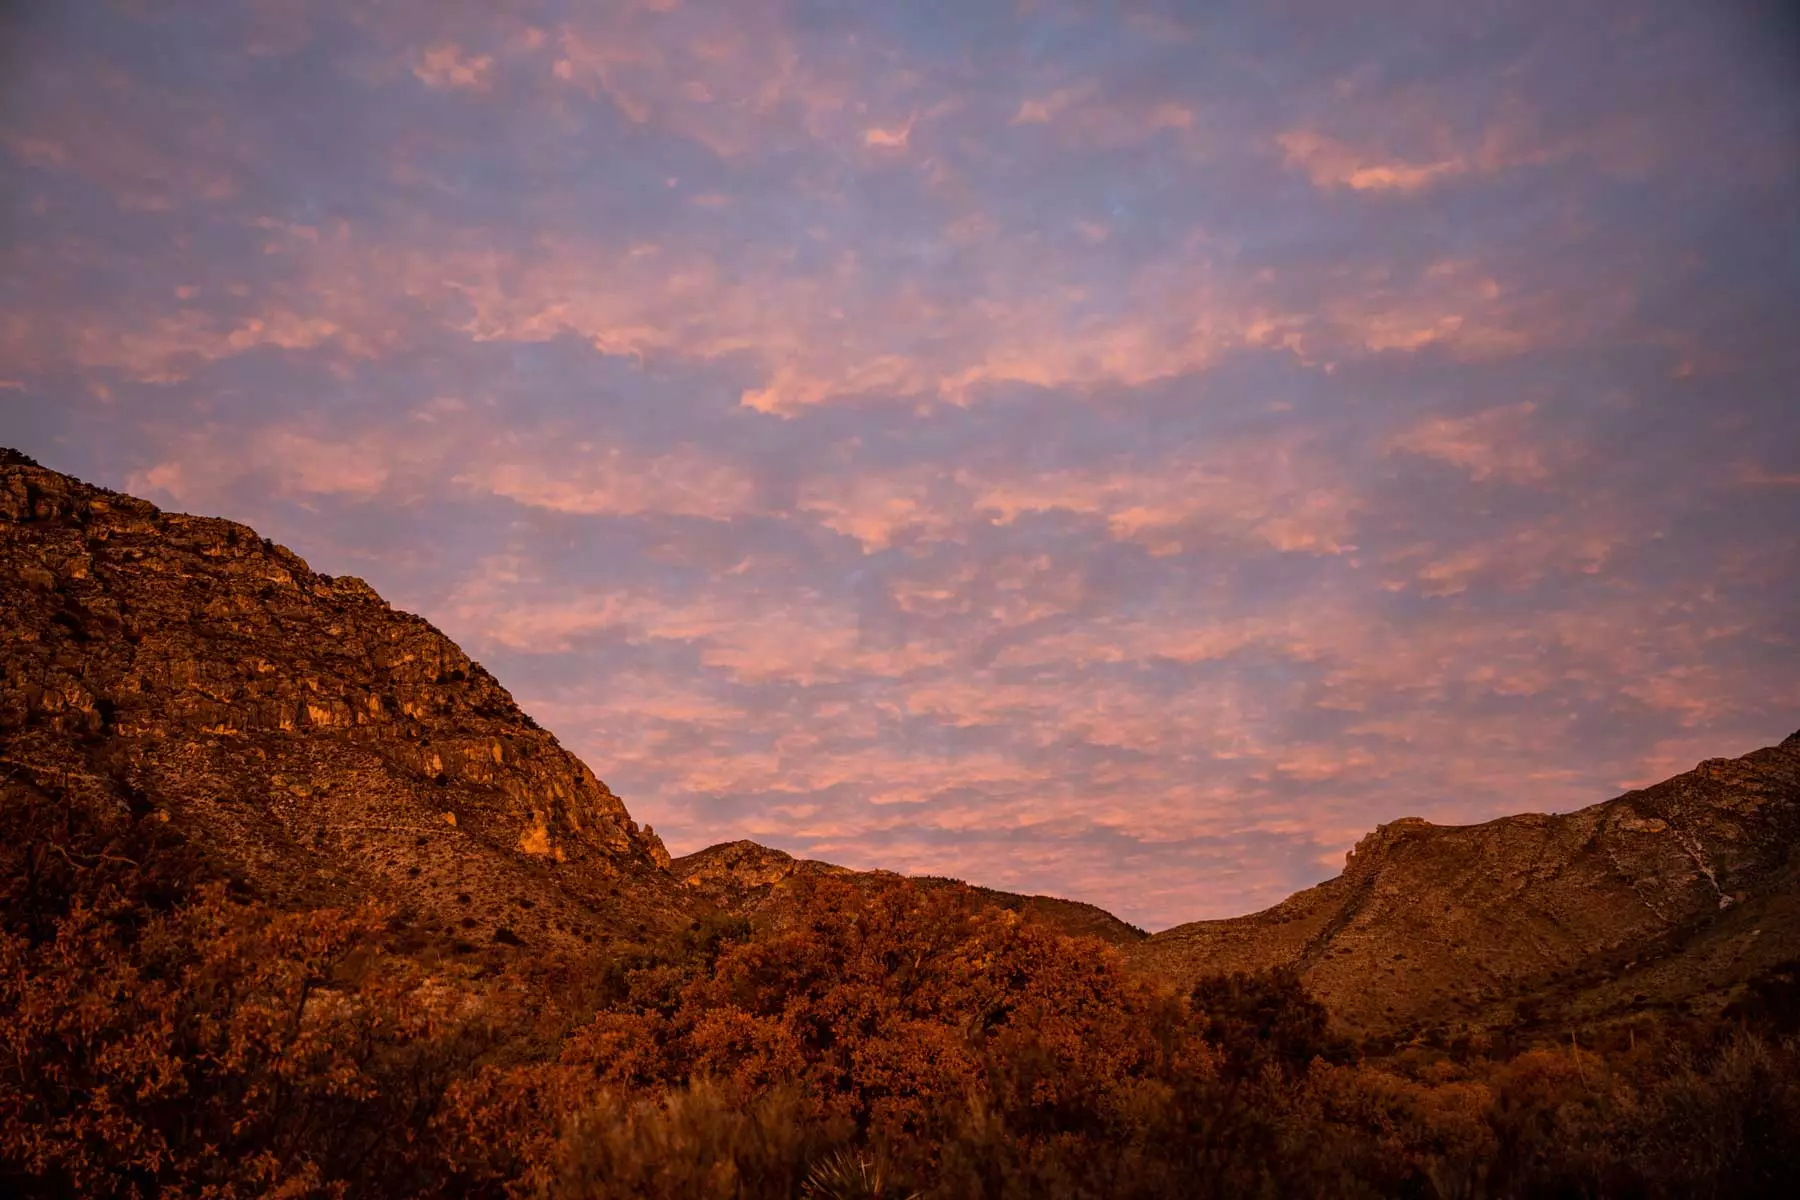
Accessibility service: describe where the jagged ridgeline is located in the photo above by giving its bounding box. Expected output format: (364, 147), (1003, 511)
(0, 448), (684, 950)
(4, 447), (1799, 1039)
(1130, 734), (1800, 1036)
(0, 450), (1142, 957)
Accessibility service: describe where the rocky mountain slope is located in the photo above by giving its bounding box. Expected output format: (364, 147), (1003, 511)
(6, 449), (1796, 1037)
(0, 451), (1141, 957)
(674, 839), (1147, 945)
(0, 450), (683, 952)
(1129, 734), (1800, 1036)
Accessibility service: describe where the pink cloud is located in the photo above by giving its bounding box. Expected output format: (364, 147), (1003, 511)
(131, 427), (397, 506)
(549, 4), (865, 159)
(1278, 129), (1467, 193)
(968, 440), (1361, 556)
(862, 114), (915, 149)
(462, 445), (760, 521)
(411, 42), (494, 91)
(1389, 402), (1553, 483)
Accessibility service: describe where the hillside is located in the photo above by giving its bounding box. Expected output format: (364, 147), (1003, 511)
(0, 449), (683, 952)
(1130, 734), (1800, 1035)
(0, 450), (1141, 956)
(673, 839), (1147, 945)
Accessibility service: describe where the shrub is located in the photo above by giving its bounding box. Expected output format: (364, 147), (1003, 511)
(5, 826), (1800, 1200)
(1190, 967), (1337, 1082)
(0, 886), (493, 1198)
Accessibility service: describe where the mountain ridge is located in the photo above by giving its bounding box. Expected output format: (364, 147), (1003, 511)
(0, 450), (1150, 955)
(1130, 732), (1800, 1034)
(4, 448), (1796, 1036)
(672, 837), (1148, 945)
(1, 449), (683, 953)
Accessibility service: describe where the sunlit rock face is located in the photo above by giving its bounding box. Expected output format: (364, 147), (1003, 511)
(0, 449), (681, 948)
(0, 447), (1143, 955)
(1132, 732), (1800, 1035)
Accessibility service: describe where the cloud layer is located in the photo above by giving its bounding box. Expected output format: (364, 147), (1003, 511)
(3, 0), (1797, 927)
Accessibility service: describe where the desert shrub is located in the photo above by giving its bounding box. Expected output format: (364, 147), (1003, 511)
(1480, 1034), (1800, 1199)
(552, 878), (1207, 1161)
(1725, 958), (1800, 1036)
(801, 1147), (918, 1199)
(1190, 967), (1337, 1082)
(529, 879), (1412, 1200)
(548, 1080), (845, 1200)
(0, 764), (205, 944)
(5, 824), (1800, 1200)
(0, 885), (497, 1198)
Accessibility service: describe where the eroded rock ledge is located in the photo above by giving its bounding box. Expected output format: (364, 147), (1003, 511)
(2, 451), (679, 949)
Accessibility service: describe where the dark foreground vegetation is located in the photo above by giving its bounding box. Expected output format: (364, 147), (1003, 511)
(3, 801), (1798, 1199)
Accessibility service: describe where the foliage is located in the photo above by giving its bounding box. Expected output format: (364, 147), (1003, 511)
(1725, 957), (1800, 1036)
(0, 883), (510, 1199)
(3, 831), (1799, 1199)
(1189, 966), (1338, 1081)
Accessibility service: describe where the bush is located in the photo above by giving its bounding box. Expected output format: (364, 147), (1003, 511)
(0, 886), (495, 1198)
(4, 830), (1799, 1200)
(1190, 967), (1336, 1082)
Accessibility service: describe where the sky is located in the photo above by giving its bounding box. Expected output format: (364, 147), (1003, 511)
(2, 0), (1798, 929)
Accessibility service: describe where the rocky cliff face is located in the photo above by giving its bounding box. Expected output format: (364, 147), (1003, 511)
(673, 839), (1148, 946)
(1129, 733), (1800, 1035)
(0, 450), (681, 950)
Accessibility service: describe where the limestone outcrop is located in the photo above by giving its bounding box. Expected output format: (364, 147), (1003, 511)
(1, 449), (681, 950)
(1130, 731), (1800, 1034)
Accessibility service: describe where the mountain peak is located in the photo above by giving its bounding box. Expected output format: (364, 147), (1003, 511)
(1133, 734), (1800, 1035)
(1, 455), (678, 950)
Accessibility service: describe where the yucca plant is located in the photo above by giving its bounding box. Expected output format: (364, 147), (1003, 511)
(800, 1149), (919, 1200)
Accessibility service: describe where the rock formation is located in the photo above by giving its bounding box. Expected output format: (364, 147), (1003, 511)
(1129, 733), (1800, 1034)
(0, 449), (681, 950)
(673, 839), (1147, 945)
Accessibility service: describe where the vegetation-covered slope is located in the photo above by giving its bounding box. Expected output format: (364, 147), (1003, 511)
(673, 838), (1148, 945)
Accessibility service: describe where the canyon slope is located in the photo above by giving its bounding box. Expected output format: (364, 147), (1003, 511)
(673, 838), (1147, 945)
(1130, 734), (1800, 1036)
(0, 449), (682, 952)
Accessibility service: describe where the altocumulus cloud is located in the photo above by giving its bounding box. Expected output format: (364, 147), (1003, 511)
(2, 0), (1797, 927)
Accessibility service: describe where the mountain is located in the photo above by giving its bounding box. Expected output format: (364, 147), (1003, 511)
(0, 450), (1139, 956)
(673, 839), (1147, 945)
(6, 448), (1797, 1038)
(1129, 734), (1800, 1036)
(0, 449), (683, 952)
